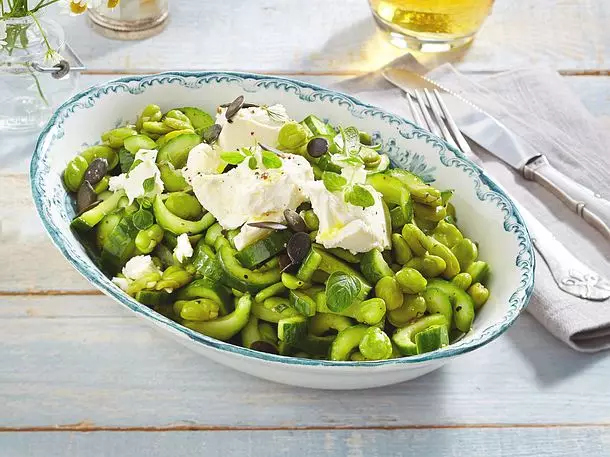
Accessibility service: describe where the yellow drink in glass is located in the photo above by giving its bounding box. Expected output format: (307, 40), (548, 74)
(369, 0), (494, 52)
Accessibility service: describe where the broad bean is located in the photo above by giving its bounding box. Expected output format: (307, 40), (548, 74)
(136, 104), (163, 131)
(178, 298), (220, 321)
(155, 265), (193, 291)
(135, 224), (164, 254)
(375, 276), (404, 311)
(63, 155), (89, 192)
(302, 210), (319, 231)
(407, 254), (447, 278)
(401, 223), (432, 256)
(387, 294), (426, 327)
(309, 313), (353, 336)
(467, 261), (490, 285)
(414, 203), (446, 222)
(101, 127), (137, 148)
(451, 272), (472, 290)
(359, 327), (393, 360)
(431, 220), (463, 248)
(80, 145), (119, 170)
(468, 283), (489, 309)
(395, 267), (427, 294)
(163, 109), (194, 131)
(391, 233), (413, 265)
(142, 121), (173, 135)
(451, 238), (478, 271)
(165, 192), (203, 221)
(428, 240), (460, 279)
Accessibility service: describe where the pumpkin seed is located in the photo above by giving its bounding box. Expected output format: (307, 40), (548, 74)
(202, 124), (222, 143)
(247, 221), (288, 230)
(259, 143), (284, 156)
(278, 253), (295, 273)
(83, 157), (108, 185)
(307, 137), (328, 158)
(286, 232), (311, 264)
(224, 95), (244, 120)
(283, 208), (306, 233)
(76, 181), (98, 214)
(250, 341), (278, 354)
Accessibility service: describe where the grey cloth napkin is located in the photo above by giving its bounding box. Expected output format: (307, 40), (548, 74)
(333, 61), (610, 352)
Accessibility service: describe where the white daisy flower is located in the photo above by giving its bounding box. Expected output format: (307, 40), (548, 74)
(0, 21), (8, 47)
(44, 49), (62, 66)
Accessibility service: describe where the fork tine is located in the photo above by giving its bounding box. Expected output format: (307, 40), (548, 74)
(423, 88), (459, 150)
(412, 90), (442, 137)
(432, 89), (473, 155)
(405, 91), (425, 127)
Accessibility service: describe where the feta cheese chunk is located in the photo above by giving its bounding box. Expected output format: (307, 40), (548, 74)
(191, 152), (313, 230)
(215, 104), (289, 151)
(111, 276), (130, 292)
(122, 255), (161, 281)
(307, 181), (390, 254)
(108, 149), (163, 203)
(174, 233), (194, 263)
(233, 211), (285, 251)
(182, 143), (226, 184)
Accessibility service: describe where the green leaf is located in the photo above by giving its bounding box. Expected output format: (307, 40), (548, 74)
(118, 148), (135, 173)
(262, 150), (282, 169)
(322, 171), (347, 192)
(133, 209), (154, 231)
(333, 155), (363, 168)
(248, 156), (258, 170)
(345, 184), (375, 208)
(325, 271), (361, 312)
(138, 197), (153, 209)
(342, 127), (360, 154)
(142, 176), (156, 193)
(220, 151), (246, 165)
(129, 159), (143, 171)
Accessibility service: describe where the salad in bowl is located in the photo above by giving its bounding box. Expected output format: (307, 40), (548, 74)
(32, 72), (533, 388)
(63, 96), (491, 362)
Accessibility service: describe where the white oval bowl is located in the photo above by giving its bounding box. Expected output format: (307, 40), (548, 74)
(31, 72), (535, 390)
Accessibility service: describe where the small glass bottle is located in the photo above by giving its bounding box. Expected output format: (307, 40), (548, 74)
(88, 0), (169, 40)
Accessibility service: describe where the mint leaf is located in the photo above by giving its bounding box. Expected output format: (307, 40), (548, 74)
(322, 171), (347, 192)
(220, 151), (246, 165)
(133, 209), (154, 231)
(343, 126), (360, 154)
(142, 176), (156, 193)
(345, 184), (375, 208)
(326, 271), (361, 312)
(262, 150), (282, 169)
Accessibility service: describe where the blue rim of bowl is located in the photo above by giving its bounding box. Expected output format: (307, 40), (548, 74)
(31, 71), (535, 368)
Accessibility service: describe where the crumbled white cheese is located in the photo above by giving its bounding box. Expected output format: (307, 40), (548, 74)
(233, 211), (285, 251)
(174, 233), (194, 263)
(122, 255), (161, 281)
(111, 276), (130, 292)
(108, 149), (164, 203)
(182, 143), (226, 183)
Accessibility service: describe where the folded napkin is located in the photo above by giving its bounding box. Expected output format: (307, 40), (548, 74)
(333, 58), (610, 352)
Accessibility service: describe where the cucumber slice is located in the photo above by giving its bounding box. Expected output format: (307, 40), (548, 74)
(289, 290), (317, 317)
(136, 290), (173, 307)
(235, 230), (291, 269)
(184, 293), (252, 341)
(313, 246), (372, 299)
(177, 277), (233, 316)
(218, 246), (282, 293)
(100, 213), (139, 275)
(360, 249), (393, 284)
(301, 115), (336, 137)
(329, 325), (368, 361)
(392, 314), (449, 356)
(153, 195), (215, 235)
(414, 324), (449, 354)
(191, 241), (225, 283)
(124, 134), (157, 154)
(71, 190), (126, 232)
(278, 315), (308, 345)
(293, 334), (334, 356)
(296, 249), (322, 282)
(158, 162), (189, 192)
(366, 173), (413, 221)
(386, 169), (441, 205)
(427, 279), (475, 333)
(365, 154), (390, 175)
(179, 107), (215, 133)
(156, 133), (201, 169)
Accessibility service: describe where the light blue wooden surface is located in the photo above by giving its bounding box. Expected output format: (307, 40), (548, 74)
(2, 0), (610, 455)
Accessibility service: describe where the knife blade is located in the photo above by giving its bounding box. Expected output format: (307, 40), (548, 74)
(382, 67), (610, 241)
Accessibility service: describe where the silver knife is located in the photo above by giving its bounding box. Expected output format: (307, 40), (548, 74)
(382, 67), (610, 301)
(382, 67), (610, 241)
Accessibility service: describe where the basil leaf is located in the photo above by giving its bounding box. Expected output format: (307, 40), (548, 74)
(220, 151), (246, 165)
(262, 150), (282, 169)
(142, 176), (156, 193)
(133, 209), (154, 231)
(322, 171), (347, 192)
(325, 271), (361, 312)
(345, 184), (375, 208)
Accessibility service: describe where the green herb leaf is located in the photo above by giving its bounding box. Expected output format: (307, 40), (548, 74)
(119, 148), (135, 173)
(325, 271), (361, 312)
(133, 209), (154, 231)
(343, 126), (361, 154)
(248, 156), (258, 170)
(262, 150), (282, 169)
(345, 184), (375, 208)
(220, 151), (246, 165)
(129, 159), (143, 171)
(138, 197), (154, 209)
(322, 171), (347, 192)
(333, 155), (364, 168)
(142, 176), (156, 193)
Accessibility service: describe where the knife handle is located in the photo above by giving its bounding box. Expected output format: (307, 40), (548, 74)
(523, 155), (610, 240)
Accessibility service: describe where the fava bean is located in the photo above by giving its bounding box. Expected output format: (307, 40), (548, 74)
(467, 261), (490, 285)
(414, 203), (446, 222)
(163, 109), (194, 131)
(136, 104), (163, 131)
(391, 233), (413, 265)
(124, 134), (157, 154)
(309, 313), (353, 336)
(135, 224), (164, 254)
(165, 192), (203, 221)
(143, 121), (173, 135)
(178, 298), (220, 321)
(359, 327), (392, 360)
(63, 155), (89, 192)
(395, 267), (427, 294)
(375, 276), (404, 311)
(302, 210), (319, 231)
(155, 265), (193, 291)
(102, 127), (137, 148)
(278, 122), (308, 149)
(431, 220), (463, 248)
(428, 240), (460, 279)
(401, 223), (432, 256)
(468, 283), (490, 309)
(407, 254), (447, 278)
(329, 325), (368, 361)
(421, 288), (452, 323)
(387, 294), (426, 327)
(451, 272), (473, 290)
(451, 238), (478, 271)
(80, 145), (119, 170)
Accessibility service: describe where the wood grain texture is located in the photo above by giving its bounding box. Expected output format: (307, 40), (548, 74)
(50, 0), (609, 74)
(1, 295), (609, 428)
(1, 428), (610, 457)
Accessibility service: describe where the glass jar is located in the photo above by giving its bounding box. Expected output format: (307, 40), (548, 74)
(88, 0), (169, 40)
(0, 16), (79, 132)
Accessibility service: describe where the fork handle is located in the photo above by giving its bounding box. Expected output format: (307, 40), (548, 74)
(523, 155), (610, 240)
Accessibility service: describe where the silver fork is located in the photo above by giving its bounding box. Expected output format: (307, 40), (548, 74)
(407, 88), (610, 301)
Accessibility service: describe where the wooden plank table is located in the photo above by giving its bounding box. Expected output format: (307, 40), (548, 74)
(2, 1), (610, 454)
